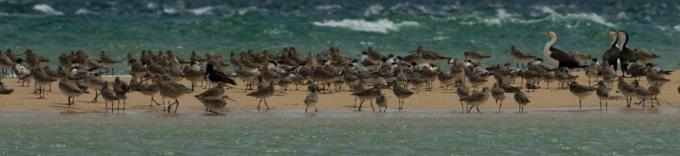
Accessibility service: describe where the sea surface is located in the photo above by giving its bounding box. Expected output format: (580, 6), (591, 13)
(1, 0), (680, 72)
(0, 109), (678, 155)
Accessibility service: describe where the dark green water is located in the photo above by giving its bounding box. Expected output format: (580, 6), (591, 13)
(0, 110), (678, 155)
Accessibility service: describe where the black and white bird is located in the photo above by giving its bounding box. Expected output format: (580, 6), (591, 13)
(543, 31), (584, 69)
(206, 63), (236, 86)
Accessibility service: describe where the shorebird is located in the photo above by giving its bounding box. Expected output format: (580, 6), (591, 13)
(448, 58), (466, 84)
(86, 73), (107, 103)
(0, 81), (14, 101)
(183, 62), (206, 91)
(13, 59), (31, 86)
(599, 63), (617, 89)
(206, 63), (237, 86)
(100, 83), (119, 112)
(113, 77), (129, 111)
(647, 82), (662, 107)
(438, 71), (454, 89)
(491, 83), (505, 112)
(585, 58), (600, 85)
(626, 61), (646, 80)
(509, 46), (535, 68)
(602, 31), (620, 72)
(555, 68), (577, 89)
(352, 85), (382, 112)
(59, 78), (89, 107)
(617, 77), (637, 108)
(376, 93), (388, 112)
(196, 95), (233, 114)
(247, 81), (275, 111)
(390, 81), (413, 110)
(461, 87), (490, 113)
(645, 67), (670, 85)
(129, 79), (160, 107)
(513, 90), (530, 112)
(455, 80), (470, 112)
(99, 51), (120, 75)
(403, 47), (448, 64)
(543, 31), (584, 69)
(304, 82), (320, 112)
(31, 67), (57, 99)
(195, 83), (235, 113)
(569, 81), (596, 110)
(196, 83), (226, 99)
(464, 50), (490, 62)
(349, 81), (366, 107)
(156, 76), (192, 113)
(525, 81), (540, 92)
(128, 54), (148, 82)
(632, 80), (653, 110)
(0, 52), (15, 77)
(596, 81), (609, 111)
(633, 49), (658, 63)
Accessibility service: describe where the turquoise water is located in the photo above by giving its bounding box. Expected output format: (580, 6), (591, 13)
(2, 0), (680, 72)
(1, 110), (679, 155)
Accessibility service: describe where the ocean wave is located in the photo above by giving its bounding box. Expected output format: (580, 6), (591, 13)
(188, 6), (214, 15)
(238, 6), (257, 15)
(315, 5), (341, 10)
(33, 4), (63, 15)
(75, 8), (96, 15)
(535, 6), (617, 27)
(311, 19), (419, 33)
(449, 7), (616, 27)
(364, 4), (384, 16)
(163, 7), (178, 14)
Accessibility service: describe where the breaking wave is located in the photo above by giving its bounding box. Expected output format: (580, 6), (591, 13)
(311, 19), (419, 33)
(33, 4), (63, 15)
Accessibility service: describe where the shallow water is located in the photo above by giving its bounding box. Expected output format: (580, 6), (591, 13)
(1, 109), (679, 155)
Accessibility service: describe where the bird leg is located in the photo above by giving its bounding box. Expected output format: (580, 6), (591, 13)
(370, 100), (375, 112)
(358, 99), (365, 112)
(476, 106), (481, 113)
(174, 99), (179, 113)
(263, 98), (270, 110)
(256, 98), (262, 110)
(498, 100), (503, 112)
(90, 90), (100, 103)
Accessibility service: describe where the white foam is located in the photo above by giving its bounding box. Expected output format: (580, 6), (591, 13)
(673, 25), (680, 31)
(364, 4), (384, 16)
(75, 8), (95, 15)
(315, 5), (341, 10)
(32, 4), (63, 15)
(560, 13), (616, 27)
(535, 6), (617, 27)
(238, 6), (257, 15)
(188, 6), (214, 15)
(311, 19), (419, 33)
(146, 2), (158, 9)
(453, 6), (616, 27)
(163, 7), (178, 14)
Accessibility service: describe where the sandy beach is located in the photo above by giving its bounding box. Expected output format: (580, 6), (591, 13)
(0, 70), (674, 114)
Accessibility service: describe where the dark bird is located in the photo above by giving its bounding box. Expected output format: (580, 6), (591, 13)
(206, 63), (236, 86)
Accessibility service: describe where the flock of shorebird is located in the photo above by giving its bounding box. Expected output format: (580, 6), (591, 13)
(0, 30), (673, 114)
